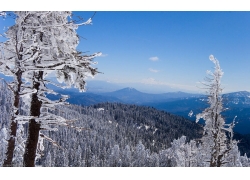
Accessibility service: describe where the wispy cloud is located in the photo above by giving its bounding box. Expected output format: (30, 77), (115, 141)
(149, 56), (159, 61)
(149, 68), (159, 73)
(141, 78), (159, 85)
(100, 54), (108, 57)
(141, 78), (197, 91)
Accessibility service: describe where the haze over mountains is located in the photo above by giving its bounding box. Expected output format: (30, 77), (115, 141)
(45, 80), (250, 135)
(48, 86), (202, 105)
(2, 74), (250, 134)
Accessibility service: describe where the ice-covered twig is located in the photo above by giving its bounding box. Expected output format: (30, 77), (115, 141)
(39, 133), (64, 150)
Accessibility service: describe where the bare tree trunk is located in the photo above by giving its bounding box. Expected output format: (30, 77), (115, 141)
(3, 121), (17, 167)
(23, 72), (43, 167)
(23, 120), (41, 167)
(3, 70), (22, 167)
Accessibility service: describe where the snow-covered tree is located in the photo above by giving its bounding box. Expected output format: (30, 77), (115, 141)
(0, 11), (101, 166)
(62, 149), (69, 167)
(121, 145), (131, 167)
(164, 136), (198, 167)
(196, 55), (239, 167)
(44, 151), (52, 167)
(239, 153), (250, 167)
(132, 141), (147, 167)
(0, 126), (8, 166)
(0, 13), (28, 166)
(109, 144), (121, 167)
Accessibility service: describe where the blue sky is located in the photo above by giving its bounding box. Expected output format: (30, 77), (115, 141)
(1, 11), (250, 93)
(74, 11), (250, 93)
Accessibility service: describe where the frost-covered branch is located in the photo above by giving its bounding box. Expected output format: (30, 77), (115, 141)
(0, 11), (6, 17)
(39, 133), (64, 150)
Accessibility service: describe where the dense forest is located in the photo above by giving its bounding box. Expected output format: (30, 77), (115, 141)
(39, 103), (204, 167)
(1, 79), (203, 166)
(1, 79), (250, 166)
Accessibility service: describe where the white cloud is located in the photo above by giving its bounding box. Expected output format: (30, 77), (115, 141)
(149, 56), (159, 61)
(141, 78), (198, 91)
(141, 78), (159, 85)
(100, 54), (108, 57)
(149, 68), (159, 73)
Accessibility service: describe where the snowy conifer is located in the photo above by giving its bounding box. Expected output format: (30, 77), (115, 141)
(109, 144), (121, 167)
(196, 55), (239, 167)
(45, 151), (52, 167)
(121, 145), (131, 167)
(133, 141), (147, 167)
(0, 11), (101, 166)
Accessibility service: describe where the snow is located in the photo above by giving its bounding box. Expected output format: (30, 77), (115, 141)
(0, 11), (6, 17)
(97, 108), (104, 111)
(188, 110), (193, 117)
(195, 55), (237, 167)
(0, 11), (101, 130)
(153, 128), (158, 134)
(0, 11), (102, 166)
(0, 127), (8, 140)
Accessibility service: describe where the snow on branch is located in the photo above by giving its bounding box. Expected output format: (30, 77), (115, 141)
(39, 133), (64, 150)
(0, 11), (6, 17)
(0, 11), (101, 166)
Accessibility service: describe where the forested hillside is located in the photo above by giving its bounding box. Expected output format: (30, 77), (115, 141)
(37, 103), (204, 167)
(1, 78), (204, 166)
(148, 91), (250, 134)
(2, 77), (250, 166)
(49, 87), (250, 134)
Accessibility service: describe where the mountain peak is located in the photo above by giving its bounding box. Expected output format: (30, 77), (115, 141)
(124, 87), (137, 91)
(223, 91), (250, 98)
(112, 87), (140, 93)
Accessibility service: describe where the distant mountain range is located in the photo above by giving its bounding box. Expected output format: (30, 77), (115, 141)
(101, 87), (202, 104)
(147, 91), (250, 134)
(48, 87), (250, 134)
(48, 87), (202, 105)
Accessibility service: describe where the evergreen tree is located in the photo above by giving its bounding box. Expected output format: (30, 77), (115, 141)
(196, 55), (238, 167)
(0, 11), (101, 166)
(45, 151), (52, 167)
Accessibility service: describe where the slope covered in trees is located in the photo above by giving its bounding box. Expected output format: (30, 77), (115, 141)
(1, 78), (204, 166)
(48, 86), (250, 134)
(34, 102), (204, 167)
(1, 78), (250, 166)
